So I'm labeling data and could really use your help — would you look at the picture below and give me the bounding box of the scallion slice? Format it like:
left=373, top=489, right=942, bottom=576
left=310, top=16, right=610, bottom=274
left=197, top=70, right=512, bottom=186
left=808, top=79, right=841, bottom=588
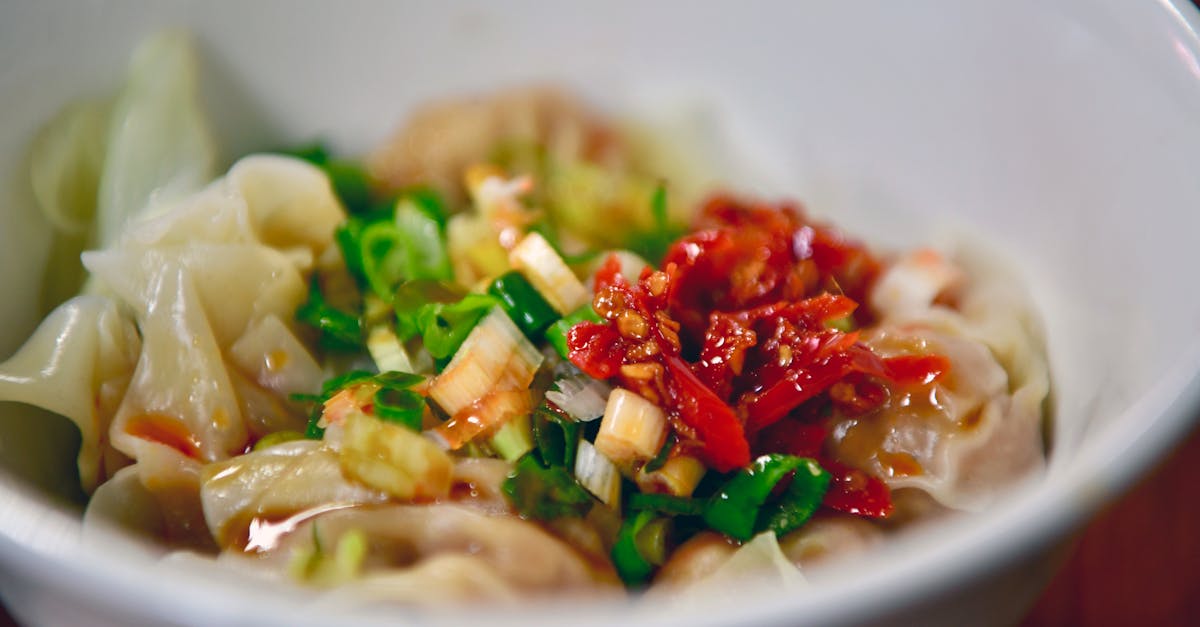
left=703, top=454, right=831, bottom=541
left=394, top=197, right=453, bottom=282
left=372, top=387, right=424, bottom=432
left=488, top=271, right=559, bottom=339
left=611, top=509, right=666, bottom=585
left=416, top=293, right=498, bottom=360
left=502, top=454, right=594, bottom=521
left=532, top=404, right=580, bottom=468
left=295, top=277, right=364, bottom=351
left=628, top=492, right=704, bottom=517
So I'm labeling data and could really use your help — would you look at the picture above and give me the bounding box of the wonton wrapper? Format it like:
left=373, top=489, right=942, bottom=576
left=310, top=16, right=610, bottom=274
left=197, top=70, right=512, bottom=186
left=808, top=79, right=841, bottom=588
left=832, top=251, right=1050, bottom=511
left=2, top=155, right=343, bottom=500
left=0, top=295, right=139, bottom=491
left=245, top=504, right=619, bottom=603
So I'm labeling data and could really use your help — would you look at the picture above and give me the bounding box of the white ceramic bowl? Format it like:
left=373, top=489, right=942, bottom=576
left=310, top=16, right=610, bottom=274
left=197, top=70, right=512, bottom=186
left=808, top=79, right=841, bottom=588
left=4, top=1, right=1200, bottom=625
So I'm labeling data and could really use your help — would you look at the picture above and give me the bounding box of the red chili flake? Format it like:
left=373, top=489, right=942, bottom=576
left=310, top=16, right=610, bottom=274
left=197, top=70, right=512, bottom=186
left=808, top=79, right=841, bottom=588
left=662, top=195, right=883, bottom=342
left=664, top=356, right=750, bottom=472
left=883, top=354, right=952, bottom=386
left=821, top=459, right=894, bottom=518
left=755, top=419, right=828, bottom=459
left=567, top=193, right=948, bottom=496
left=567, top=254, right=751, bottom=471
left=566, top=322, right=625, bottom=379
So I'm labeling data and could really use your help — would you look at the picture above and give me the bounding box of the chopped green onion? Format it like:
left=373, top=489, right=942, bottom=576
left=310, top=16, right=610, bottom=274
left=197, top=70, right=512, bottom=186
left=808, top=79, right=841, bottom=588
left=611, top=509, right=663, bottom=585
left=358, top=220, right=407, bottom=300
left=636, top=517, right=671, bottom=566
left=295, top=277, right=363, bottom=351
left=373, top=370, right=426, bottom=390
left=546, top=304, right=603, bottom=359
left=628, top=492, right=704, bottom=517
left=392, top=281, right=500, bottom=361
left=366, top=326, right=415, bottom=373
left=532, top=404, right=580, bottom=468
left=703, top=454, right=831, bottom=542
left=321, top=369, right=423, bottom=399
left=644, top=432, right=677, bottom=473
left=322, top=160, right=372, bottom=215
left=394, top=197, right=453, bottom=282
left=704, top=455, right=797, bottom=541
left=393, top=280, right=463, bottom=340
left=574, top=440, right=621, bottom=508
left=279, top=142, right=330, bottom=165
left=488, top=412, right=535, bottom=461
left=488, top=271, right=560, bottom=339
left=372, top=387, right=424, bottom=432
left=825, top=315, right=855, bottom=332
left=304, top=407, right=325, bottom=440
left=320, top=370, right=375, bottom=397
left=402, top=186, right=448, bottom=229
left=595, top=388, right=668, bottom=465
left=298, top=370, right=426, bottom=439
left=626, top=182, right=681, bottom=265
left=544, top=373, right=610, bottom=422
left=759, top=457, right=831, bottom=538
left=416, top=293, right=498, bottom=360
left=502, top=454, right=594, bottom=520
left=337, top=195, right=453, bottom=302
left=651, top=182, right=668, bottom=229
left=335, top=218, right=370, bottom=286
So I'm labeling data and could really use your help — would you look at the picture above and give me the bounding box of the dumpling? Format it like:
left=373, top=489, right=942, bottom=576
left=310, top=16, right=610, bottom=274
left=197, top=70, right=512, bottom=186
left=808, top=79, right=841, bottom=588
left=92, top=254, right=248, bottom=463
left=199, top=440, right=389, bottom=550
left=229, top=314, right=326, bottom=401
left=826, top=249, right=1048, bottom=511
left=0, top=295, right=139, bottom=491
left=77, top=154, right=343, bottom=464
left=244, top=504, right=620, bottom=603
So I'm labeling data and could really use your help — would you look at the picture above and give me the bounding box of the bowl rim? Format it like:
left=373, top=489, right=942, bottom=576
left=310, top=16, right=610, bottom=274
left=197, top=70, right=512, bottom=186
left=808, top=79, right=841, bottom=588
left=3, top=1, right=1200, bottom=625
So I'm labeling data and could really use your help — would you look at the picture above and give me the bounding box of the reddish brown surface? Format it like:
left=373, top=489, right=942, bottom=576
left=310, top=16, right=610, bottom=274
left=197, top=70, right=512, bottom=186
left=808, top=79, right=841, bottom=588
left=1022, top=421, right=1200, bottom=626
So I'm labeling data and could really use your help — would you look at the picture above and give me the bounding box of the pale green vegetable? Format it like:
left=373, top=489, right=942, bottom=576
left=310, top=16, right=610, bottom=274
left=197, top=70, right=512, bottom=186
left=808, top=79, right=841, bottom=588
left=366, top=325, right=416, bottom=373
left=29, top=98, right=112, bottom=236
left=702, top=531, right=804, bottom=587
left=288, top=527, right=369, bottom=587
left=508, top=231, right=589, bottom=315
left=487, top=411, right=534, bottom=461
left=427, top=308, right=543, bottom=417
left=28, top=98, right=113, bottom=309
left=574, top=440, right=621, bottom=508
left=96, top=30, right=217, bottom=247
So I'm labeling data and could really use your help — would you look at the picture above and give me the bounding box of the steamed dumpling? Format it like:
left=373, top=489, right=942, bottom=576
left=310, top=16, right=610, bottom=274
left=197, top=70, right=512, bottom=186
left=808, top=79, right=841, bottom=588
left=0, top=295, right=139, bottom=491
left=199, top=440, right=389, bottom=549
left=245, top=504, right=620, bottom=603
left=2, top=154, right=344, bottom=498
left=826, top=250, right=1048, bottom=511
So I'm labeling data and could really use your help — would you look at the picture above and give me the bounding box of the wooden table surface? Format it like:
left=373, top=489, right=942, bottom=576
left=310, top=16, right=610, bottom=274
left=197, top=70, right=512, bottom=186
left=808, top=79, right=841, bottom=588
left=1021, top=420, right=1200, bottom=625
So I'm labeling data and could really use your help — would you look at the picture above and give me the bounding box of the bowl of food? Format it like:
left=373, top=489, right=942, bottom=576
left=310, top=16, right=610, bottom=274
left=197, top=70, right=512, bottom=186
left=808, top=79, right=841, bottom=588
left=3, top=1, right=1200, bottom=625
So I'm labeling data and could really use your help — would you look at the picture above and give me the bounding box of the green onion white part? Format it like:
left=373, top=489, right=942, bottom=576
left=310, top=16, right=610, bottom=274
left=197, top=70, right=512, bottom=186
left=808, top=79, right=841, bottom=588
left=574, top=440, right=622, bottom=508
left=428, top=308, right=543, bottom=416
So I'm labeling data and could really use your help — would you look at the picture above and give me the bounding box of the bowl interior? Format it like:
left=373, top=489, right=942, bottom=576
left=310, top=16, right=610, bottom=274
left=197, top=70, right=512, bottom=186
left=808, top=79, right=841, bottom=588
left=3, top=1, right=1200, bottom=625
